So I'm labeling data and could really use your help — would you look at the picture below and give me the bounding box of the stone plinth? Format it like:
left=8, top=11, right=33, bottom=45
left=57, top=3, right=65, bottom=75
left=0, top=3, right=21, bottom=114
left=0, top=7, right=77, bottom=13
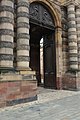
left=62, top=72, right=80, bottom=90
left=0, top=79, right=37, bottom=108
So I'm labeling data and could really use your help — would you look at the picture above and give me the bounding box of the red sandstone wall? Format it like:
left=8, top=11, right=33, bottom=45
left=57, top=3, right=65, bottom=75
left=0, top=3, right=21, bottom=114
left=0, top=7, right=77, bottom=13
left=0, top=80, right=37, bottom=108
left=62, top=73, right=80, bottom=90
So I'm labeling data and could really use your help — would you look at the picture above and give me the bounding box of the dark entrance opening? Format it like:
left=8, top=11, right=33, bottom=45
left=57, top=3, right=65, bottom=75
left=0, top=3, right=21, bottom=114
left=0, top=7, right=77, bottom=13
left=29, top=2, right=56, bottom=89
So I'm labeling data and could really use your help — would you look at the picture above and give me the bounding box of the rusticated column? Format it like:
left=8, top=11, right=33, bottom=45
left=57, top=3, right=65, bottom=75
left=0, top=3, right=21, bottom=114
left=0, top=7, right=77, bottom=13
left=16, top=0, right=30, bottom=70
left=61, top=7, right=68, bottom=74
left=76, top=7, right=80, bottom=70
left=0, top=0, right=14, bottom=68
left=68, top=4, right=78, bottom=70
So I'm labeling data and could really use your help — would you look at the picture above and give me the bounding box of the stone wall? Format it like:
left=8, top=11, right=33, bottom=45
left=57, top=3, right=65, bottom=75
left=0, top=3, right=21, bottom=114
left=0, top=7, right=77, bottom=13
left=1, top=0, right=80, bottom=108
left=0, top=0, right=37, bottom=108
left=61, top=0, right=80, bottom=90
left=0, top=80, right=37, bottom=108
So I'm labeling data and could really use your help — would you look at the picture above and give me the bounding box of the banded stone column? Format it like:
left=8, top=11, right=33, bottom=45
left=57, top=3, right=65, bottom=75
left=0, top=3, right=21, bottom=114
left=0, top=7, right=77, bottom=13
left=61, top=7, right=69, bottom=73
left=68, top=4, right=78, bottom=70
left=76, top=7, right=80, bottom=70
left=16, top=0, right=30, bottom=69
left=0, top=0, right=14, bottom=68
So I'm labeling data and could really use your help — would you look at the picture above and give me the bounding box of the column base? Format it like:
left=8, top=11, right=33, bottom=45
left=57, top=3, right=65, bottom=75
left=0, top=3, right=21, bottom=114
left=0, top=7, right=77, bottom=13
left=62, top=72, right=80, bottom=91
left=56, top=76, right=62, bottom=90
left=16, top=67, right=31, bottom=71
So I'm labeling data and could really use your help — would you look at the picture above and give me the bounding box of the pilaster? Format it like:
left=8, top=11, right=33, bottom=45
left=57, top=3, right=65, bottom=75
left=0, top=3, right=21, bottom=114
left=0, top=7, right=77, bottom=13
left=55, top=27, right=63, bottom=89
left=76, top=7, right=80, bottom=70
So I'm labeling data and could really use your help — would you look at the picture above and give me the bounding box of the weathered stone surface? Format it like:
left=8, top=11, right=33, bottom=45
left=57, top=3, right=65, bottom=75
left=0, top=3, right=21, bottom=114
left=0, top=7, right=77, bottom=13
left=16, top=0, right=30, bottom=69
left=0, top=0, right=14, bottom=68
left=0, top=80, right=37, bottom=107
left=0, top=0, right=80, bottom=108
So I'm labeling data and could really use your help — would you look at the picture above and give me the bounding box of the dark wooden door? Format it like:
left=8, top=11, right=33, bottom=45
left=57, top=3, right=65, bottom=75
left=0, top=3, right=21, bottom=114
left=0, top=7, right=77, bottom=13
left=43, top=33, right=56, bottom=89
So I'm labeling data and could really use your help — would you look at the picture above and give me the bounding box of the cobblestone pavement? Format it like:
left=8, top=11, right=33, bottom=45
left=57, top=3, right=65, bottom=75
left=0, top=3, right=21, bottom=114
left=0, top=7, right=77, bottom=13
left=0, top=87, right=80, bottom=120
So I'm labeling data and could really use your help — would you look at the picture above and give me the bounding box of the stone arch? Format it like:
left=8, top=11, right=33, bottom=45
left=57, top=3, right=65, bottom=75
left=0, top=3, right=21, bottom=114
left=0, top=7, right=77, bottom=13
left=29, top=0, right=61, bottom=27
left=29, top=0, right=63, bottom=89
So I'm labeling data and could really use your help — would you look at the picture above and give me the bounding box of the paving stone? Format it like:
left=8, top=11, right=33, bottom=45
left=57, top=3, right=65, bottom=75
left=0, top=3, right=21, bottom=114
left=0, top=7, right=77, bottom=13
left=0, top=88, right=80, bottom=120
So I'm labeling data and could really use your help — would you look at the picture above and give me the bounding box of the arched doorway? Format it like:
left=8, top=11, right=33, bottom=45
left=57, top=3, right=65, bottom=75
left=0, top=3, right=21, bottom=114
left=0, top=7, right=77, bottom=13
left=29, top=2, right=56, bottom=89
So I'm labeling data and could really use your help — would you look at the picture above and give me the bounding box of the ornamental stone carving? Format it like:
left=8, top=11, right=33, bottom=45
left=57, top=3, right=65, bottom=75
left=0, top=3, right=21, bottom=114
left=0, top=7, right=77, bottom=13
left=0, top=6, right=14, bottom=13
left=0, top=29, right=14, bottom=36
left=0, top=17, right=14, bottom=24
left=0, top=41, right=14, bottom=48
left=17, top=45, right=30, bottom=50
left=17, top=56, right=30, bottom=61
left=17, top=2, right=29, bottom=8
left=0, top=54, right=14, bottom=61
left=17, top=33, right=30, bottom=39
left=17, top=22, right=29, bottom=28
left=29, top=3, right=54, bottom=27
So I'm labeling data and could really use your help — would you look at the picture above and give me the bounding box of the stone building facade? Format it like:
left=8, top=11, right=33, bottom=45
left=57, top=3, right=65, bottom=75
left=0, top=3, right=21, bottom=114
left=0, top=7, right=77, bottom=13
left=0, top=0, right=80, bottom=107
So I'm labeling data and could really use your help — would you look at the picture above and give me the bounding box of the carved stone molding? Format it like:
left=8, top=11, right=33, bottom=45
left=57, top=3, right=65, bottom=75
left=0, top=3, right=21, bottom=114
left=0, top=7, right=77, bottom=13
left=0, top=41, right=14, bottom=48
left=17, top=45, right=30, bottom=50
left=62, top=0, right=80, bottom=6
left=17, top=2, right=29, bottom=8
left=0, top=54, right=14, bottom=61
left=17, top=12, right=29, bottom=18
left=0, top=29, right=14, bottom=36
left=0, top=17, right=14, bottom=24
left=17, top=33, right=30, bottom=39
left=0, top=6, right=14, bottom=14
left=17, top=22, right=29, bottom=28
left=17, top=56, right=30, bottom=61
